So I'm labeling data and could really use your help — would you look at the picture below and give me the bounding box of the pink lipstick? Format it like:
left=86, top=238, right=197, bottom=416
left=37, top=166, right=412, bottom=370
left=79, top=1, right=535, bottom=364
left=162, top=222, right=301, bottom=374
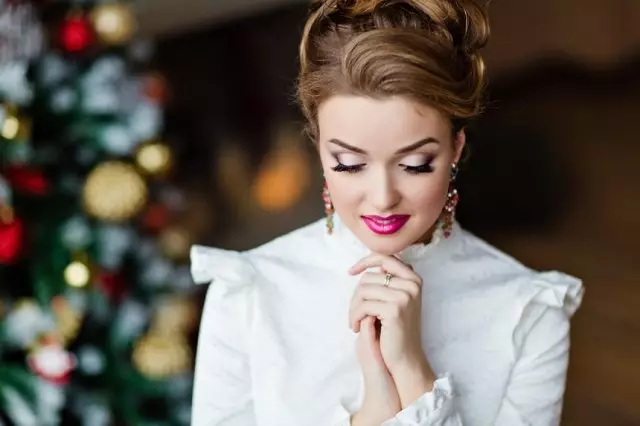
left=361, top=215, right=410, bottom=235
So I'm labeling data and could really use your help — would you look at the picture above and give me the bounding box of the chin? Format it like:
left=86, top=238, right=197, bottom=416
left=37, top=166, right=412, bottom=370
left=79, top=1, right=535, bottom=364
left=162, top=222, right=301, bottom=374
left=355, top=223, right=426, bottom=256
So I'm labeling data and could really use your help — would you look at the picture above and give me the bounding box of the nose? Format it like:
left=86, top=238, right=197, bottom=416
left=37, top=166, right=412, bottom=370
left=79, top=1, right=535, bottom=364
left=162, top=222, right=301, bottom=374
left=368, top=170, right=401, bottom=213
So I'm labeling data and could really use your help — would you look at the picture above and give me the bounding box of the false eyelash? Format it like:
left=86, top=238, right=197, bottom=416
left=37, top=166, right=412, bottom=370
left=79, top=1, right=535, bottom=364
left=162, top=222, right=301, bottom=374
left=330, top=157, right=435, bottom=174
left=331, top=162, right=364, bottom=173
left=403, top=162, right=434, bottom=174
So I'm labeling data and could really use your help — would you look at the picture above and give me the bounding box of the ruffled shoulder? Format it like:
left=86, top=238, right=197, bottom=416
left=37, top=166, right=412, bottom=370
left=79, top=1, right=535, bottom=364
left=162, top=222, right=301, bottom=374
left=528, top=270, right=584, bottom=317
left=509, top=270, right=584, bottom=359
left=190, top=245, right=256, bottom=292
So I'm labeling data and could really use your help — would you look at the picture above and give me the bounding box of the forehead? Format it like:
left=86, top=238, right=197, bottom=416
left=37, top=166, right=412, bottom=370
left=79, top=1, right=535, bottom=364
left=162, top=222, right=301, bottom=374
left=317, top=95, right=451, bottom=148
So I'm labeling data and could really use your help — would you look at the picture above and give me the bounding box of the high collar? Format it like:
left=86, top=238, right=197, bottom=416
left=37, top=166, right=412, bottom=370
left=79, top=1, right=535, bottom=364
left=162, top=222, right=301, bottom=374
left=325, top=212, right=461, bottom=266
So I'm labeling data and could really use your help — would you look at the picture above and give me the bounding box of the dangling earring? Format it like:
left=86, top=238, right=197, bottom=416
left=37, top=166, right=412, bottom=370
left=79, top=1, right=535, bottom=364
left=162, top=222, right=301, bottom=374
left=322, top=181, right=334, bottom=235
left=440, top=163, right=460, bottom=238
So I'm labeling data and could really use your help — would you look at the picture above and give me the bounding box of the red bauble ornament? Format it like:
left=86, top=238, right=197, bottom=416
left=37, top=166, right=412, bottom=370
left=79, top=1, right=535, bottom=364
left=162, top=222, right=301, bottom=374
left=97, top=271, right=128, bottom=302
left=60, top=14, right=93, bottom=52
left=6, top=166, right=48, bottom=195
left=0, top=217, right=23, bottom=264
left=143, top=73, right=169, bottom=105
left=142, top=203, right=169, bottom=234
left=27, top=335, right=77, bottom=385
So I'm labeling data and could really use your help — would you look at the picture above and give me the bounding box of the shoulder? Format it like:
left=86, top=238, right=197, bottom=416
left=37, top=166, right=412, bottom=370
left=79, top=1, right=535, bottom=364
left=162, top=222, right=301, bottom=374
left=452, top=226, right=584, bottom=318
left=190, top=217, right=327, bottom=288
left=447, top=226, right=585, bottom=358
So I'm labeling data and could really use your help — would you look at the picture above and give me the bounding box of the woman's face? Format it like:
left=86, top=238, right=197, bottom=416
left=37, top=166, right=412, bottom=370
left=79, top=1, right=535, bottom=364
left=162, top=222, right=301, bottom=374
left=317, top=95, right=465, bottom=255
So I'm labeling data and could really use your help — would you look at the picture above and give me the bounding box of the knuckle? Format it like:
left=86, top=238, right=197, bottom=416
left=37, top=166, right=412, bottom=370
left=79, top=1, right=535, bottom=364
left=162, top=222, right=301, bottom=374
left=397, top=292, right=411, bottom=306
left=407, top=281, right=421, bottom=296
left=411, top=273, right=423, bottom=285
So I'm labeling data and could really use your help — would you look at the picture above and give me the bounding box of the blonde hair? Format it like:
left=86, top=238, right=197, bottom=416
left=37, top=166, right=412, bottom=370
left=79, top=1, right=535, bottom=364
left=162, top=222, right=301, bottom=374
left=297, top=0, right=490, bottom=139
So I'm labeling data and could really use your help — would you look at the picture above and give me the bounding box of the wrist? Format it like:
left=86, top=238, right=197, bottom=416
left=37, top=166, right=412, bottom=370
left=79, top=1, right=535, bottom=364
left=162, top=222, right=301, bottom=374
left=351, top=406, right=387, bottom=426
left=390, top=357, right=436, bottom=408
left=353, top=396, right=400, bottom=426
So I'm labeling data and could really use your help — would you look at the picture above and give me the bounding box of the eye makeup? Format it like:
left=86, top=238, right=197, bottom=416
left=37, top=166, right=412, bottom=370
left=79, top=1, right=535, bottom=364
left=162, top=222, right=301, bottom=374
left=329, top=153, right=435, bottom=174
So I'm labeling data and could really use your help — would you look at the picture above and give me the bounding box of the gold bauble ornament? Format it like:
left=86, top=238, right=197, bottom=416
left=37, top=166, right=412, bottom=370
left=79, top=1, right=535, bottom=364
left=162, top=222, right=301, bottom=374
left=151, top=296, right=198, bottom=336
left=1, top=104, right=30, bottom=141
left=135, top=142, right=172, bottom=177
left=51, top=296, right=83, bottom=346
left=91, top=3, right=136, bottom=46
left=158, top=226, right=191, bottom=261
left=83, top=161, right=148, bottom=222
left=132, top=332, right=192, bottom=379
left=64, top=260, right=91, bottom=288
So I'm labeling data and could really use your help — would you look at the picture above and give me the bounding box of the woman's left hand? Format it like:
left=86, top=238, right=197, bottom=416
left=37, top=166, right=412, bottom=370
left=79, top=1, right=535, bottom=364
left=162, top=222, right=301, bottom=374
left=348, top=253, right=436, bottom=405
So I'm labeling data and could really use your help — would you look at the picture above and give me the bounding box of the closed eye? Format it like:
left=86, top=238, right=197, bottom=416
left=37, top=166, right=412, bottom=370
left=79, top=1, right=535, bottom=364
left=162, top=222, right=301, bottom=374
left=330, top=154, right=435, bottom=174
left=330, top=153, right=366, bottom=173
left=400, top=155, right=435, bottom=174
left=402, top=163, right=434, bottom=174
left=331, top=162, right=365, bottom=173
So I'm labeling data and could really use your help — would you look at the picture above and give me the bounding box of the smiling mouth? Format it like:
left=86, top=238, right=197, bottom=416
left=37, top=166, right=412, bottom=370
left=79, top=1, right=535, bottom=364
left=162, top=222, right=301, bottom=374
left=361, top=215, right=410, bottom=235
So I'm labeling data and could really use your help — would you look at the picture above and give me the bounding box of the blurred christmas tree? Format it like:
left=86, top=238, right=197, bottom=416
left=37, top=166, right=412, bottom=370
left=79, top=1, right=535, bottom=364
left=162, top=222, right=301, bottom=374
left=0, top=1, right=197, bottom=425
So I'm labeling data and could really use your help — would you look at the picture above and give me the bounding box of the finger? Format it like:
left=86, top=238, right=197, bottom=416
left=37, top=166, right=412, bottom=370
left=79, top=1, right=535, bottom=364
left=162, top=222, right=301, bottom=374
left=357, top=274, right=422, bottom=298
left=350, top=272, right=387, bottom=309
left=353, top=313, right=375, bottom=335
left=352, top=283, right=413, bottom=305
left=349, top=254, right=420, bottom=283
left=350, top=300, right=393, bottom=331
left=362, top=316, right=376, bottom=342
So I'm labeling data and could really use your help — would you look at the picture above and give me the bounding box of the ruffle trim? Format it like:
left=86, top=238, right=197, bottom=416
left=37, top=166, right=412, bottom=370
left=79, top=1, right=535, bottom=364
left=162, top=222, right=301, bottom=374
left=528, top=271, right=584, bottom=317
left=190, top=245, right=255, bottom=291
left=382, top=375, right=456, bottom=425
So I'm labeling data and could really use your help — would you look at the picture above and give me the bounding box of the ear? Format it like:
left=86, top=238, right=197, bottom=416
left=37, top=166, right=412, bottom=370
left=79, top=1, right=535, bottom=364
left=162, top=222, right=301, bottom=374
left=453, top=129, right=466, bottom=164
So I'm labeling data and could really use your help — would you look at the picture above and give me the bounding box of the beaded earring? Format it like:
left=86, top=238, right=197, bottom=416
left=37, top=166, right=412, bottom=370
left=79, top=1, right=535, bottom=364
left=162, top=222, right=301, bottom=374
left=322, top=181, right=334, bottom=235
left=440, top=163, right=460, bottom=238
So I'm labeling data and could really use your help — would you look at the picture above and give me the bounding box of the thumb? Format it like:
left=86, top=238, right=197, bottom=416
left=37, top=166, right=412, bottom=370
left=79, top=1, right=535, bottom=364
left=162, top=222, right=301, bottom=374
left=361, top=316, right=385, bottom=367
left=359, top=317, right=396, bottom=397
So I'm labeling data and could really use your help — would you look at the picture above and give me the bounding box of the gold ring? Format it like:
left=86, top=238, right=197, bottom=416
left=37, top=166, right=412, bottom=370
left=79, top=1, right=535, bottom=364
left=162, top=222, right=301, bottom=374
left=383, top=273, right=392, bottom=287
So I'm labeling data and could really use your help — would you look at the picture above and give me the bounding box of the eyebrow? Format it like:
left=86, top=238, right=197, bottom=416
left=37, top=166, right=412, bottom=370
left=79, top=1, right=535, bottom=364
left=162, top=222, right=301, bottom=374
left=328, top=137, right=440, bottom=155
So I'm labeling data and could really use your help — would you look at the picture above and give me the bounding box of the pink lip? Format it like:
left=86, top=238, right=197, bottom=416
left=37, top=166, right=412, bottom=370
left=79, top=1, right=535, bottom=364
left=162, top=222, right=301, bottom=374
left=361, top=215, right=410, bottom=235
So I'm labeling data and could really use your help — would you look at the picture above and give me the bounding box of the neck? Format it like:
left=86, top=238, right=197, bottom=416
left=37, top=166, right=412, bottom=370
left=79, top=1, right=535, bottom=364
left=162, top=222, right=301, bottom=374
left=415, top=222, right=438, bottom=246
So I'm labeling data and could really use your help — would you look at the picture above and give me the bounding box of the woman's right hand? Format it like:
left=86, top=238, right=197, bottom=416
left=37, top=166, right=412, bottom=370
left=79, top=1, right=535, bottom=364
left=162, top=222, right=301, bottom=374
left=351, top=316, right=401, bottom=426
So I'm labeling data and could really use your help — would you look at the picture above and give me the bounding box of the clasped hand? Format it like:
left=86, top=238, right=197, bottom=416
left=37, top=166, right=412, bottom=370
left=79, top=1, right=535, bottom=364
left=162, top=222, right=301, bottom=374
left=348, top=254, right=435, bottom=425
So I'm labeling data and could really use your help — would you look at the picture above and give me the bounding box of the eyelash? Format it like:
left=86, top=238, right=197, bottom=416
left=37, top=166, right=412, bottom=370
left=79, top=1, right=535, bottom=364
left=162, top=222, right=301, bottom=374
left=330, top=157, right=435, bottom=175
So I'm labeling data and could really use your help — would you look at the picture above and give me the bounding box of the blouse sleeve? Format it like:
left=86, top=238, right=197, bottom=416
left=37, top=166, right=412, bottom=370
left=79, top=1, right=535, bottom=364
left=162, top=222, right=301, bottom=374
left=190, top=245, right=258, bottom=426
left=382, top=271, right=583, bottom=426
left=493, top=271, right=584, bottom=426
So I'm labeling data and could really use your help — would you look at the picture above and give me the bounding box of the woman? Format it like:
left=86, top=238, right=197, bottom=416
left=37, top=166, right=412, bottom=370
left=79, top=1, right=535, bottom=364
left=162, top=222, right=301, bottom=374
left=190, top=0, right=584, bottom=425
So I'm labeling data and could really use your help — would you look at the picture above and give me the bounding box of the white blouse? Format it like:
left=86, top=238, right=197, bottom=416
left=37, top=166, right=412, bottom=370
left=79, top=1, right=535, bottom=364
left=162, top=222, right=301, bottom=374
left=190, top=215, right=584, bottom=426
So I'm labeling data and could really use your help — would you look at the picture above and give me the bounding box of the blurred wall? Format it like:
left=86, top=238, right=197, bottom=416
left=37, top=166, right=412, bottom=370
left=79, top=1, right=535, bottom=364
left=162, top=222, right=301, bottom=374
left=138, top=0, right=306, bottom=35
left=145, top=0, right=640, bottom=73
left=485, top=0, right=640, bottom=74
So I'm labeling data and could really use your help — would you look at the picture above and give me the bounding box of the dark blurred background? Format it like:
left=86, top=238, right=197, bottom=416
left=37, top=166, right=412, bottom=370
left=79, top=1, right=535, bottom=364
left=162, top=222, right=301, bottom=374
left=146, top=1, right=640, bottom=424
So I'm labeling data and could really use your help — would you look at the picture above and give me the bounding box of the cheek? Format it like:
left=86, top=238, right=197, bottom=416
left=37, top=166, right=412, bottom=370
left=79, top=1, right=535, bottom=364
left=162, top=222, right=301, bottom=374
left=324, top=173, right=359, bottom=207
left=402, top=174, right=449, bottom=210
